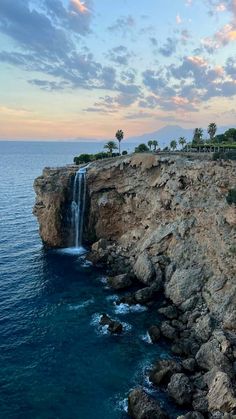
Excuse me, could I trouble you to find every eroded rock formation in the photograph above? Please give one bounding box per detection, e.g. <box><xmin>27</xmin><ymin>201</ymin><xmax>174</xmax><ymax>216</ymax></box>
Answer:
<box><xmin>34</xmin><ymin>154</ymin><xmax>236</xmax><ymax>417</ymax></box>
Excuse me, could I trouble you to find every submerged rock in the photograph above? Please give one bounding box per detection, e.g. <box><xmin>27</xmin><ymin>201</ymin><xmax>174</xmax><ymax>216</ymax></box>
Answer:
<box><xmin>128</xmin><ymin>387</ymin><xmax>168</xmax><ymax>419</ymax></box>
<box><xmin>99</xmin><ymin>314</ymin><xmax>123</xmax><ymax>334</ymax></box>
<box><xmin>148</xmin><ymin>325</ymin><xmax>161</xmax><ymax>343</ymax></box>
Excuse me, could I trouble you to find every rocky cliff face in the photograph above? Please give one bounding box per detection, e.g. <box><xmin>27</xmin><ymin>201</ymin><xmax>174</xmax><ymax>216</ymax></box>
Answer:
<box><xmin>33</xmin><ymin>165</ymin><xmax>78</xmax><ymax>247</ymax></box>
<box><xmin>34</xmin><ymin>154</ymin><xmax>236</xmax><ymax>416</ymax></box>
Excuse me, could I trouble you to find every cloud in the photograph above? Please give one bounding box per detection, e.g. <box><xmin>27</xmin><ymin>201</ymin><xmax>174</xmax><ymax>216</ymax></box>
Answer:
<box><xmin>107</xmin><ymin>46</ymin><xmax>133</xmax><ymax>66</ymax></box>
<box><xmin>225</xmin><ymin>56</ymin><xmax>236</xmax><ymax>77</ymax></box>
<box><xmin>107</xmin><ymin>15</ymin><xmax>135</xmax><ymax>36</ymax></box>
<box><xmin>125</xmin><ymin>111</ymin><xmax>155</xmax><ymax>120</ymax></box>
<box><xmin>0</xmin><ymin>105</ymin><xmax>35</xmax><ymax>117</ymax></box>
<box><xmin>158</xmin><ymin>37</ymin><xmax>178</xmax><ymax>57</ymax></box>
<box><xmin>176</xmin><ymin>14</ymin><xmax>182</xmax><ymax>24</ymax></box>
<box><xmin>70</xmin><ymin>0</ymin><xmax>89</xmax><ymax>14</ymax></box>
<box><xmin>150</xmin><ymin>37</ymin><xmax>158</xmax><ymax>46</ymax></box>
<box><xmin>202</xmin><ymin>0</ymin><xmax>236</xmax><ymax>51</ymax></box>
<box><xmin>28</xmin><ymin>79</ymin><xmax>70</xmax><ymax>91</ymax></box>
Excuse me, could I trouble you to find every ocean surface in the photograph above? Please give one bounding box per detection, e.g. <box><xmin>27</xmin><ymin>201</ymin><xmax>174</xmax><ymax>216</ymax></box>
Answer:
<box><xmin>0</xmin><ymin>141</ymin><xmax>177</xmax><ymax>419</ymax></box>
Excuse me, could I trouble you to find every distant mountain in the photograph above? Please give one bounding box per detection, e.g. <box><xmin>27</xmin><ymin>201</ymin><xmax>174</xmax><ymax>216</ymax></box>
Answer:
<box><xmin>127</xmin><ymin>125</ymin><xmax>231</xmax><ymax>148</ymax></box>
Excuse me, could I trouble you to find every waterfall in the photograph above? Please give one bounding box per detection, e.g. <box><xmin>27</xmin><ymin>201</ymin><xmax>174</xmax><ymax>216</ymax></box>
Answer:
<box><xmin>71</xmin><ymin>167</ymin><xmax>87</xmax><ymax>248</ymax></box>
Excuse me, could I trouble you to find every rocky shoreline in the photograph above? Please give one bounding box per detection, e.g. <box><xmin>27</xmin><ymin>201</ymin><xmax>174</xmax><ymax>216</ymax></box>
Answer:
<box><xmin>33</xmin><ymin>154</ymin><xmax>236</xmax><ymax>418</ymax></box>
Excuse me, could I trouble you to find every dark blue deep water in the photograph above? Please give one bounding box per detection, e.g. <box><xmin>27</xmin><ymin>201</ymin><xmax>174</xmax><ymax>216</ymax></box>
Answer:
<box><xmin>0</xmin><ymin>141</ymin><xmax>176</xmax><ymax>419</ymax></box>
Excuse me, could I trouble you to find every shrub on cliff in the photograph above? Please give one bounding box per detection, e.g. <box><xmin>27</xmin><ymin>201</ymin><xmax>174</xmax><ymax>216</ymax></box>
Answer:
<box><xmin>135</xmin><ymin>144</ymin><xmax>149</xmax><ymax>153</ymax></box>
<box><xmin>122</xmin><ymin>150</ymin><xmax>128</xmax><ymax>155</ymax></box>
<box><xmin>73</xmin><ymin>154</ymin><xmax>92</xmax><ymax>164</ymax></box>
<box><xmin>94</xmin><ymin>152</ymin><xmax>108</xmax><ymax>160</ymax></box>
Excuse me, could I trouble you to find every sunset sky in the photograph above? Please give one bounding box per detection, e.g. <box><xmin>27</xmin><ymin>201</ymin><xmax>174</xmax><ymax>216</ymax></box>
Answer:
<box><xmin>0</xmin><ymin>0</ymin><xmax>236</xmax><ymax>140</ymax></box>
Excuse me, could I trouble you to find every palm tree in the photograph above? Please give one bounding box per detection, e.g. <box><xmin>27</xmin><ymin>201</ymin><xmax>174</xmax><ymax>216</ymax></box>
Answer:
<box><xmin>152</xmin><ymin>140</ymin><xmax>158</xmax><ymax>151</ymax></box>
<box><xmin>170</xmin><ymin>140</ymin><xmax>177</xmax><ymax>151</ymax></box>
<box><xmin>179</xmin><ymin>137</ymin><xmax>186</xmax><ymax>150</ymax></box>
<box><xmin>193</xmin><ymin>128</ymin><xmax>204</xmax><ymax>145</ymax></box>
<box><xmin>208</xmin><ymin>123</ymin><xmax>217</xmax><ymax>142</ymax></box>
<box><xmin>115</xmin><ymin>129</ymin><xmax>124</xmax><ymax>155</ymax></box>
<box><xmin>148</xmin><ymin>140</ymin><xmax>153</xmax><ymax>151</ymax></box>
<box><xmin>104</xmin><ymin>141</ymin><xmax>118</xmax><ymax>156</ymax></box>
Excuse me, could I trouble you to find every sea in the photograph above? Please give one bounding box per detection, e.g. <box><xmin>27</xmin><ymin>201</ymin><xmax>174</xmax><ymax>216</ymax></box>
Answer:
<box><xmin>0</xmin><ymin>141</ymin><xmax>179</xmax><ymax>419</ymax></box>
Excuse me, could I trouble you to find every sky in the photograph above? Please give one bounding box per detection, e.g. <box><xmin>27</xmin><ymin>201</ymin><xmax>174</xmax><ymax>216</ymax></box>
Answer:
<box><xmin>0</xmin><ymin>0</ymin><xmax>236</xmax><ymax>140</ymax></box>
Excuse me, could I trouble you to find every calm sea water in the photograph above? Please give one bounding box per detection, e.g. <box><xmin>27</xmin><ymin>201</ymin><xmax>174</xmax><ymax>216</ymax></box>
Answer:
<box><xmin>0</xmin><ymin>141</ymin><xmax>177</xmax><ymax>419</ymax></box>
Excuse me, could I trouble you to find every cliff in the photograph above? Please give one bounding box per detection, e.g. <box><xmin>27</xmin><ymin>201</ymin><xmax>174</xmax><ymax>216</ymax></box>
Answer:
<box><xmin>34</xmin><ymin>154</ymin><xmax>236</xmax><ymax>416</ymax></box>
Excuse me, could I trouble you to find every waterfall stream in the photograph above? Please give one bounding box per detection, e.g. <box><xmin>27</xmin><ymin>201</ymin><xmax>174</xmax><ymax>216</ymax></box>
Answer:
<box><xmin>71</xmin><ymin>167</ymin><xmax>87</xmax><ymax>248</ymax></box>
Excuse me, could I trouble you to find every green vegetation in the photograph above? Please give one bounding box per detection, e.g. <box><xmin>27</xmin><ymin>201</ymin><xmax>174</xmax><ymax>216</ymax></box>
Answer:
<box><xmin>73</xmin><ymin>125</ymin><xmax>236</xmax><ymax>164</ymax></box>
<box><xmin>193</xmin><ymin>128</ymin><xmax>204</xmax><ymax>145</ymax></box>
<box><xmin>179</xmin><ymin>137</ymin><xmax>186</xmax><ymax>149</ymax></box>
<box><xmin>147</xmin><ymin>140</ymin><xmax>158</xmax><ymax>151</ymax></box>
<box><xmin>226</xmin><ymin>189</ymin><xmax>236</xmax><ymax>205</ymax></box>
<box><xmin>170</xmin><ymin>140</ymin><xmax>177</xmax><ymax>151</ymax></box>
<box><xmin>152</xmin><ymin>140</ymin><xmax>158</xmax><ymax>151</ymax></box>
<box><xmin>115</xmin><ymin>129</ymin><xmax>124</xmax><ymax>155</ymax></box>
<box><xmin>135</xmin><ymin>143</ymin><xmax>149</xmax><ymax>153</ymax></box>
<box><xmin>104</xmin><ymin>141</ymin><xmax>118</xmax><ymax>155</ymax></box>
<box><xmin>73</xmin><ymin>154</ymin><xmax>91</xmax><ymax>164</ymax></box>
<box><xmin>73</xmin><ymin>151</ymin><xmax>119</xmax><ymax>165</ymax></box>
<box><xmin>208</xmin><ymin>123</ymin><xmax>217</xmax><ymax>142</ymax></box>
<box><xmin>147</xmin><ymin>140</ymin><xmax>153</xmax><ymax>150</ymax></box>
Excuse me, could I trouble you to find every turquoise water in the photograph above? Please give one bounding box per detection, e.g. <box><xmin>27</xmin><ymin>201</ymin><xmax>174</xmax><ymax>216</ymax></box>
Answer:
<box><xmin>0</xmin><ymin>141</ymin><xmax>178</xmax><ymax>419</ymax></box>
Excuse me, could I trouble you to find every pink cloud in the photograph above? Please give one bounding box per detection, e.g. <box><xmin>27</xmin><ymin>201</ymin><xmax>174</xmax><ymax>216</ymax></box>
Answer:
<box><xmin>187</xmin><ymin>56</ymin><xmax>208</xmax><ymax>67</ymax></box>
<box><xmin>70</xmin><ymin>0</ymin><xmax>89</xmax><ymax>14</ymax></box>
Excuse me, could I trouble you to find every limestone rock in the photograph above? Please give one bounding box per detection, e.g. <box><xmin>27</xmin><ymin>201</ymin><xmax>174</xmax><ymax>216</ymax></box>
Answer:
<box><xmin>158</xmin><ymin>305</ymin><xmax>178</xmax><ymax>319</ymax></box>
<box><xmin>177</xmin><ymin>413</ymin><xmax>204</xmax><ymax>419</ymax></box>
<box><xmin>167</xmin><ymin>373</ymin><xmax>192</xmax><ymax>406</ymax></box>
<box><xmin>133</xmin><ymin>252</ymin><xmax>155</xmax><ymax>285</ymax></box>
<box><xmin>128</xmin><ymin>387</ymin><xmax>168</xmax><ymax>419</ymax></box>
<box><xmin>182</xmin><ymin>358</ymin><xmax>196</xmax><ymax>373</ymax></box>
<box><xmin>161</xmin><ymin>321</ymin><xmax>178</xmax><ymax>340</ymax></box>
<box><xmin>107</xmin><ymin>274</ymin><xmax>132</xmax><ymax>290</ymax></box>
<box><xmin>192</xmin><ymin>390</ymin><xmax>208</xmax><ymax>413</ymax></box>
<box><xmin>193</xmin><ymin>314</ymin><xmax>213</xmax><ymax>343</ymax></box>
<box><xmin>165</xmin><ymin>268</ymin><xmax>203</xmax><ymax>307</ymax></box>
<box><xmin>149</xmin><ymin>359</ymin><xmax>182</xmax><ymax>386</ymax></box>
<box><xmin>207</xmin><ymin>371</ymin><xmax>236</xmax><ymax>413</ymax></box>
<box><xmin>195</xmin><ymin>339</ymin><xmax>231</xmax><ymax>373</ymax></box>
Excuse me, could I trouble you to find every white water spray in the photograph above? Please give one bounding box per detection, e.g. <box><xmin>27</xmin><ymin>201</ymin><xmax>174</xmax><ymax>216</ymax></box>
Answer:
<box><xmin>71</xmin><ymin>167</ymin><xmax>87</xmax><ymax>248</ymax></box>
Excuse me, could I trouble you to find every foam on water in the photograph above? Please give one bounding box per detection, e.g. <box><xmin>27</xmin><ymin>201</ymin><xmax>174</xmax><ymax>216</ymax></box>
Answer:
<box><xmin>68</xmin><ymin>298</ymin><xmax>95</xmax><ymax>310</ymax></box>
<box><xmin>57</xmin><ymin>246</ymin><xmax>87</xmax><ymax>256</ymax></box>
<box><xmin>90</xmin><ymin>313</ymin><xmax>109</xmax><ymax>336</ymax></box>
<box><xmin>114</xmin><ymin>303</ymin><xmax>147</xmax><ymax>315</ymax></box>
<box><xmin>106</xmin><ymin>294</ymin><xmax>119</xmax><ymax>302</ymax></box>
<box><xmin>141</xmin><ymin>332</ymin><xmax>153</xmax><ymax>344</ymax></box>
<box><xmin>116</xmin><ymin>397</ymin><xmax>128</xmax><ymax>413</ymax></box>
<box><xmin>99</xmin><ymin>276</ymin><xmax>108</xmax><ymax>285</ymax></box>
